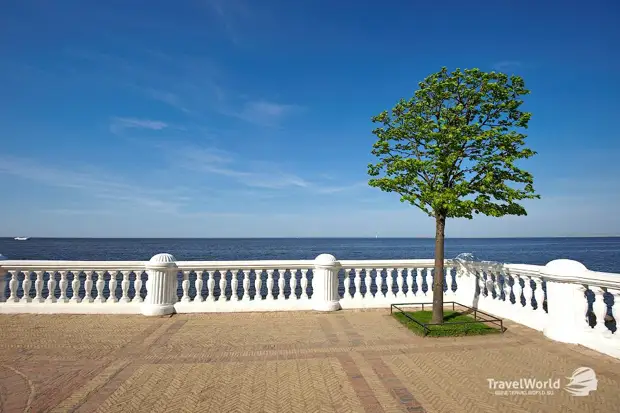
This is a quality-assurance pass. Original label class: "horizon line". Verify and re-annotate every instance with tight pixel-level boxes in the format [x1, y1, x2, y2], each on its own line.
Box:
[2, 236, 619, 240]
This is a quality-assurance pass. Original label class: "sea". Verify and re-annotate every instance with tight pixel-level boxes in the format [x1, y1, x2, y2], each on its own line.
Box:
[1, 237, 619, 274]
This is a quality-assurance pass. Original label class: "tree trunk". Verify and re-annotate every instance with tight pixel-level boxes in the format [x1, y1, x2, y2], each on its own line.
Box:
[431, 214, 446, 324]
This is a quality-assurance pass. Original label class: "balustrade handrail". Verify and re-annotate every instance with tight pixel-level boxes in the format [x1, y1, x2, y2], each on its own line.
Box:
[175, 260, 315, 270]
[0, 260, 145, 271]
[547, 270, 620, 289]
[0, 258, 449, 272]
[463, 261, 620, 289]
[339, 259, 439, 267]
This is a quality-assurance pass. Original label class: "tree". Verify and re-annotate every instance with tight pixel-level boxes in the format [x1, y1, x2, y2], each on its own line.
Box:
[368, 67, 538, 324]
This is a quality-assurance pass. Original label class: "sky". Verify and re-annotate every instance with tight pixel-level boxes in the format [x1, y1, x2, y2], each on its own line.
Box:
[1, 0, 619, 238]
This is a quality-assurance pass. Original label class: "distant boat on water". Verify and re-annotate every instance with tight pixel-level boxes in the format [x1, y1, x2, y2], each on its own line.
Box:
[14, 237, 29, 241]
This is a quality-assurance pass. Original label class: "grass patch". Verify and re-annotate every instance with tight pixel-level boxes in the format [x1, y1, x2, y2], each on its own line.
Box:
[393, 310, 501, 337]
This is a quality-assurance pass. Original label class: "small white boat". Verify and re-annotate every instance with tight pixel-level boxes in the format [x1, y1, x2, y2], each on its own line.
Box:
[14, 237, 29, 241]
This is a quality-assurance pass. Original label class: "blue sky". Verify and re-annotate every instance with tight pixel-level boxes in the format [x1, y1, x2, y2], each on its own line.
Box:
[1, 0, 619, 237]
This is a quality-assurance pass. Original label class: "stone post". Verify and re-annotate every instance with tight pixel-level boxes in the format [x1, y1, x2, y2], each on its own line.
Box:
[542, 259, 589, 344]
[0, 254, 6, 302]
[142, 253, 178, 316]
[312, 254, 342, 311]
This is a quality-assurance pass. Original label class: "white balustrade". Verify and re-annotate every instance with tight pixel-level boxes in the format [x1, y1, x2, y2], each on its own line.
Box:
[1, 252, 618, 359]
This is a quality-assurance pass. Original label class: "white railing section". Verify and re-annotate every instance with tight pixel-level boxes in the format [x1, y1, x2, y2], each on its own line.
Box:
[337, 259, 455, 308]
[455, 259, 620, 359]
[174, 259, 317, 312]
[0, 260, 146, 314]
[0, 253, 618, 358]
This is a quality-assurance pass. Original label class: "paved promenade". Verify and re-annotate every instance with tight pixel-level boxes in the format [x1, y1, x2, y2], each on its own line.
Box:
[0, 310, 619, 413]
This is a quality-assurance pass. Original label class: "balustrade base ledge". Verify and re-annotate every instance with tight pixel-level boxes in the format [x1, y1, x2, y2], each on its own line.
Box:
[141, 303, 175, 316]
[543, 326, 581, 345]
[312, 300, 341, 312]
[0, 302, 142, 315]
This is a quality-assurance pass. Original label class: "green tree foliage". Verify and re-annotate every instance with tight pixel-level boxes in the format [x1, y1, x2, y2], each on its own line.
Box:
[368, 67, 538, 323]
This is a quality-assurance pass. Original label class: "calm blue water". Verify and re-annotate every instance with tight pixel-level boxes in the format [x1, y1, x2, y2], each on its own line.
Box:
[1, 237, 619, 273]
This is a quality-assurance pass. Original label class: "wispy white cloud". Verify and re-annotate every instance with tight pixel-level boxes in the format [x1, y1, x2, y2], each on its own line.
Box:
[42, 209, 116, 216]
[175, 145, 311, 189]
[171, 145, 369, 194]
[142, 88, 190, 113]
[204, 0, 253, 45]
[234, 100, 302, 126]
[0, 155, 185, 214]
[492, 60, 523, 72]
[313, 181, 369, 194]
[110, 117, 169, 134]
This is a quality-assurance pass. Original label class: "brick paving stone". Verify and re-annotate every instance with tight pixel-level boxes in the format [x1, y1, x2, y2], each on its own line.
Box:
[0, 310, 619, 412]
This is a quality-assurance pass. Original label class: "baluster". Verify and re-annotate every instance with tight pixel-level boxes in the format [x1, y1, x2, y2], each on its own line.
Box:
[342, 268, 350, 299]
[208, 271, 216, 302]
[46, 270, 57, 303]
[34, 271, 44, 303]
[592, 287, 609, 336]
[474, 271, 482, 297]
[132, 271, 144, 303]
[395, 268, 404, 298]
[415, 268, 423, 295]
[491, 272, 502, 300]
[301, 269, 309, 300]
[406, 269, 414, 297]
[84, 271, 94, 303]
[378, 268, 386, 297]
[289, 269, 298, 299]
[219, 269, 228, 301]
[363, 268, 371, 298]
[278, 269, 286, 300]
[195, 270, 204, 302]
[484, 270, 492, 297]
[181, 270, 191, 303]
[611, 289, 619, 340]
[107, 271, 118, 303]
[57, 271, 69, 303]
[351, 268, 362, 299]
[0, 268, 5, 302]
[120, 271, 131, 303]
[499, 272, 508, 301]
[425, 268, 433, 294]
[478, 269, 486, 297]
[266, 270, 275, 300]
[492, 271, 502, 299]
[94, 271, 106, 303]
[7, 270, 19, 302]
[447, 267, 456, 296]
[241, 270, 250, 301]
[20, 270, 32, 303]
[513, 275, 523, 307]
[255, 269, 263, 300]
[347, 268, 360, 299]
[231, 270, 239, 300]
[522, 276, 533, 311]
[580, 286, 593, 332]
[71, 271, 82, 303]
[533, 277, 544, 312]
